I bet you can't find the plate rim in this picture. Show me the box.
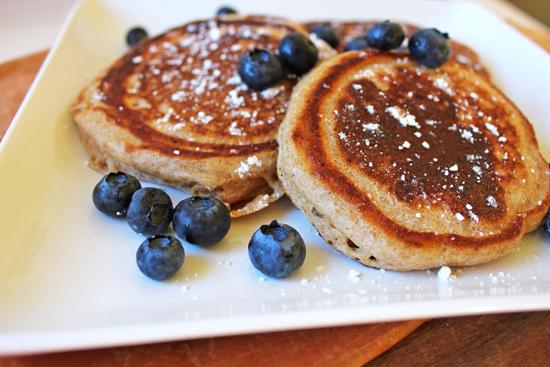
[1,293,549,355]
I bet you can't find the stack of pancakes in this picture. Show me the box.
[72,15,550,270]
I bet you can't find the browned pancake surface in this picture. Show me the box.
[278,50,550,269]
[335,66,507,221]
[97,17,300,159]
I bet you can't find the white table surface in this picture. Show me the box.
[0,0,547,64]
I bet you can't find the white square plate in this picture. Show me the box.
[1,0,549,356]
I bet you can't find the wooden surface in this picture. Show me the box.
[1,322,425,367]
[370,312,550,367]
[0,23,549,366]
[0,51,47,140]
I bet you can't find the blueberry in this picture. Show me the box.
[126,27,148,47]
[366,20,404,51]
[92,172,141,217]
[248,220,306,279]
[408,28,451,68]
[136,235,185,281]
[279,32,318,75]
[127,188,173,236]
[237,49,285,91]
[216,5,237,16]
[344,35,370,51]
[309,24,340,49]
[544,213,550,234]
[173,196,231,246]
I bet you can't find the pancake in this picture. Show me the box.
[305,20,489,77]
[278,50,550,270]
[72,16,333,217]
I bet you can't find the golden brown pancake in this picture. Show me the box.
[278,50,550,270]
[72,16,332,217]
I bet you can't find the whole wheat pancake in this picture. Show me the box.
[72,16,333,217]
[305,20,488,77]
[278,50,550,270]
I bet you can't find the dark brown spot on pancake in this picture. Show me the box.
[347,239,359,249]
[311,207,324,218]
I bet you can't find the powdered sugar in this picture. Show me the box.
[386,106,420,129]
[235,156,262,178]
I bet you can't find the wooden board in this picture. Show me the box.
[1,322,425,367]
[0,51,47,140]
[369,312,550,367]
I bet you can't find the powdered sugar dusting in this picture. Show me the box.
[386,106,420,129]
[235,156,262,178]
[105,18,295,152]
[333,65,506,225]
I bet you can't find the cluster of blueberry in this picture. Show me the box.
[237,32,319,91]
[236,20,451,91]
[126,6,452,92]
[92,172,306,281]
[317,20,451,68]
